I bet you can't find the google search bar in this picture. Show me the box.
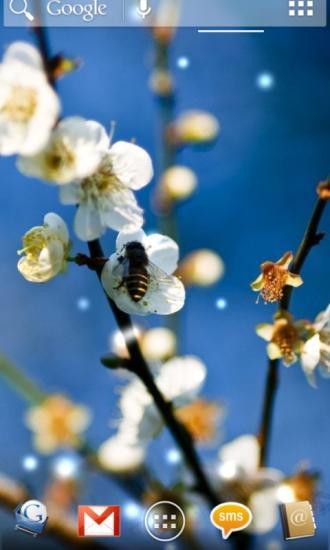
[3,0,327,27]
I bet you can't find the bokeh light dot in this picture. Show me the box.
[123,502,143,520]
[215,297,228,310]
[256,72,275,91]
[76,296,91,312]
[177,56,190,69]
[22,455,39,471]
[52,455,80,479]
[166,448,182,464]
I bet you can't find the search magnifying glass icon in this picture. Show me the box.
[9,0,35,21]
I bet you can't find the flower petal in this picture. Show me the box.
[98,436,145,474]
[143,275,185,315]
[314,304,330,332]
[74,201,103,241]
[44,212,69,244]
[59,183,83,205]
[249,487,279,534]
[286,272,303,288]
[276,251,293,268]
[256,323,273,342]
[146,233,179,274]
[4,42,43,71]
[156,356,207,406]
[267,342,282,360]
[110,141,154,190]
[219,435,260,476]
[115,228,147,252]
[301,334,320,387]
[99,189,144,232]
[251,273,264,292]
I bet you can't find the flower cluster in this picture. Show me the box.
[18,118,154,241]
[98,356,223,473]
[5,41,185,316]
[256,306,330,386]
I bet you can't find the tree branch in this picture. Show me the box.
[87,240,219,508]
[258,195,328,467]
[31,19,219,511]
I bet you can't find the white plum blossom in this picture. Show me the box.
[218,435,284,534]
[98,435,146,474]
[0,41,60,156]
[18,118,153,241]
[17,213,70,283]
[300,305,330,386]
[59,140,154,241]
[101,229,185,316]
[18,117,109,185]
[98,356,206,471]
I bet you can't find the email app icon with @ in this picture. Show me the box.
[78,505,121,537]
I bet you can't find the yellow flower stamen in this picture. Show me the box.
[260,262,288,303]
[271,318,299,365]
[81,159,121,197]
[45,139,75,178]
[2,86,37,123]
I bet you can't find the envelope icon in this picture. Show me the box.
[78,505,121,537]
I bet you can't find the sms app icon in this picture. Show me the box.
[210,502,253,539]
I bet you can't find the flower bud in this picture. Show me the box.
[161,166,197,201]
[141,327,176,360]
[178,250,225,286]
[149,69,174,97]
[317,179,330,200]
[152,0,180,44]
[168,111,220,146]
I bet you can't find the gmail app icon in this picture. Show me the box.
[78,505,121,537]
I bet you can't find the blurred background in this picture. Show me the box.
[0,18,329,549]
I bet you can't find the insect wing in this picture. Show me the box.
[111,255,129,280]
[146,261,175,286]
[146,261,185,314]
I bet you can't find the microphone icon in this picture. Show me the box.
[137,0,152,18]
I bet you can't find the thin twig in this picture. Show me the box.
[258,196,328,467]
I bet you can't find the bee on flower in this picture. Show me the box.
[251,251,303,303]
[0,42,60,156]
[101,228,185,316]
[17,213,70,283]
[25,394,91,454]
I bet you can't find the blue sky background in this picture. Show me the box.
[0,19,329,549]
